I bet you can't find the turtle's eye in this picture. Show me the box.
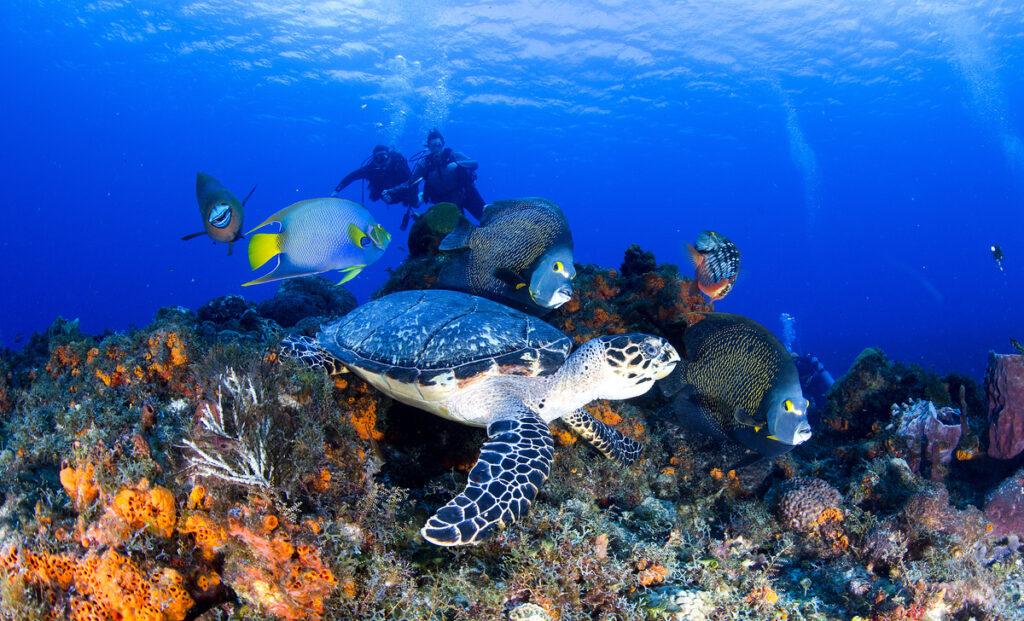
[641,339,660,358]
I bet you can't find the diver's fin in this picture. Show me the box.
[438,217,476,251]
[336,265,365,285]
[247,198,322,234]
[492,267,528,290]
[347,223,370,248]
[247,232,283,270]
[733,408,760,428]
[241,184,258,206]
[181,231,207,241]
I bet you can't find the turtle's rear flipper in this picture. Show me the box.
[563,408,642,465]
[421,413,553,546]
[279,335,348,376]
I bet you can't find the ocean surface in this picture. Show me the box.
[2,0,1022,380]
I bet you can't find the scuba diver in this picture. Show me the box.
[331,145,418,207]
[383,128,485,222]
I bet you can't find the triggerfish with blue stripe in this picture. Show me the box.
[687,230,741,301]
[659,312,812,465]
[244,198,391,287]
[182,172,256,255]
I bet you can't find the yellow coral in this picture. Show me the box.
[747,585,778,607]
[3,547,193,621]
[74,549,193,621]
[181,513,228,561]
[110,480,177,538]
[60,463,99,510]
[551,426,576,446]
[585,402,622,426]
[635,559,669,586]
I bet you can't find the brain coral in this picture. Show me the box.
[774,477,843,532]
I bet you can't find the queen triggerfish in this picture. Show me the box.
[687,230,741,301]
[437,197,575,312]
[660,312,812,464]
[182,172,256,255]
[243,198,391,287]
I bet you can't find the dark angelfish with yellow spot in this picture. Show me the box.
[182,172,256,255]
[244,197,390,286]
[660,312,812,465]
[687,230,741,301]
[437,197,575,313]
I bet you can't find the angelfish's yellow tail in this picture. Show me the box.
[248,232,282,270]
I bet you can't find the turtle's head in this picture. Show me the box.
[573,334,679,400]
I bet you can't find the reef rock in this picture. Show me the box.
[984,466,1024,540]
[985,352,1024,460]
[197,295,254,325]
[892,399,963,482]
[255,276,357,328]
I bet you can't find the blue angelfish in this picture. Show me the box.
[244,198,391,287]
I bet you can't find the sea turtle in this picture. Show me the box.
[282,289,679,546]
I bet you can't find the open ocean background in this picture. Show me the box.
[1,0,1021,380]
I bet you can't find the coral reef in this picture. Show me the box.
[985,465,1024,540]
[891,399,963,482]
[985,352,1024,460]
[255,275,357,329]
[1,244,1022,621]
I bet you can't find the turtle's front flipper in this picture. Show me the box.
[562,408,642,465]
[279,335,348,376]
[421,413,553,546]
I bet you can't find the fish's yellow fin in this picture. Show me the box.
[247,232,283,270]
[336,265,365,285]
[348,223,370,248]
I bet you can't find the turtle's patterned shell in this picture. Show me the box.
[318,289,573,403]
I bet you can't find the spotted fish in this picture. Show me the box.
[687,230,741,301]
[438,197,575,312]
[660,312,812,463]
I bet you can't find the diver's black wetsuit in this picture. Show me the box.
[334,151,418,207]
[400,148,485,221]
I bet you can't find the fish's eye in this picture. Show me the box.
[553,261,563,273]
[783,399,793,412]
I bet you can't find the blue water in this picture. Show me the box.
[2,1,1022,380]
